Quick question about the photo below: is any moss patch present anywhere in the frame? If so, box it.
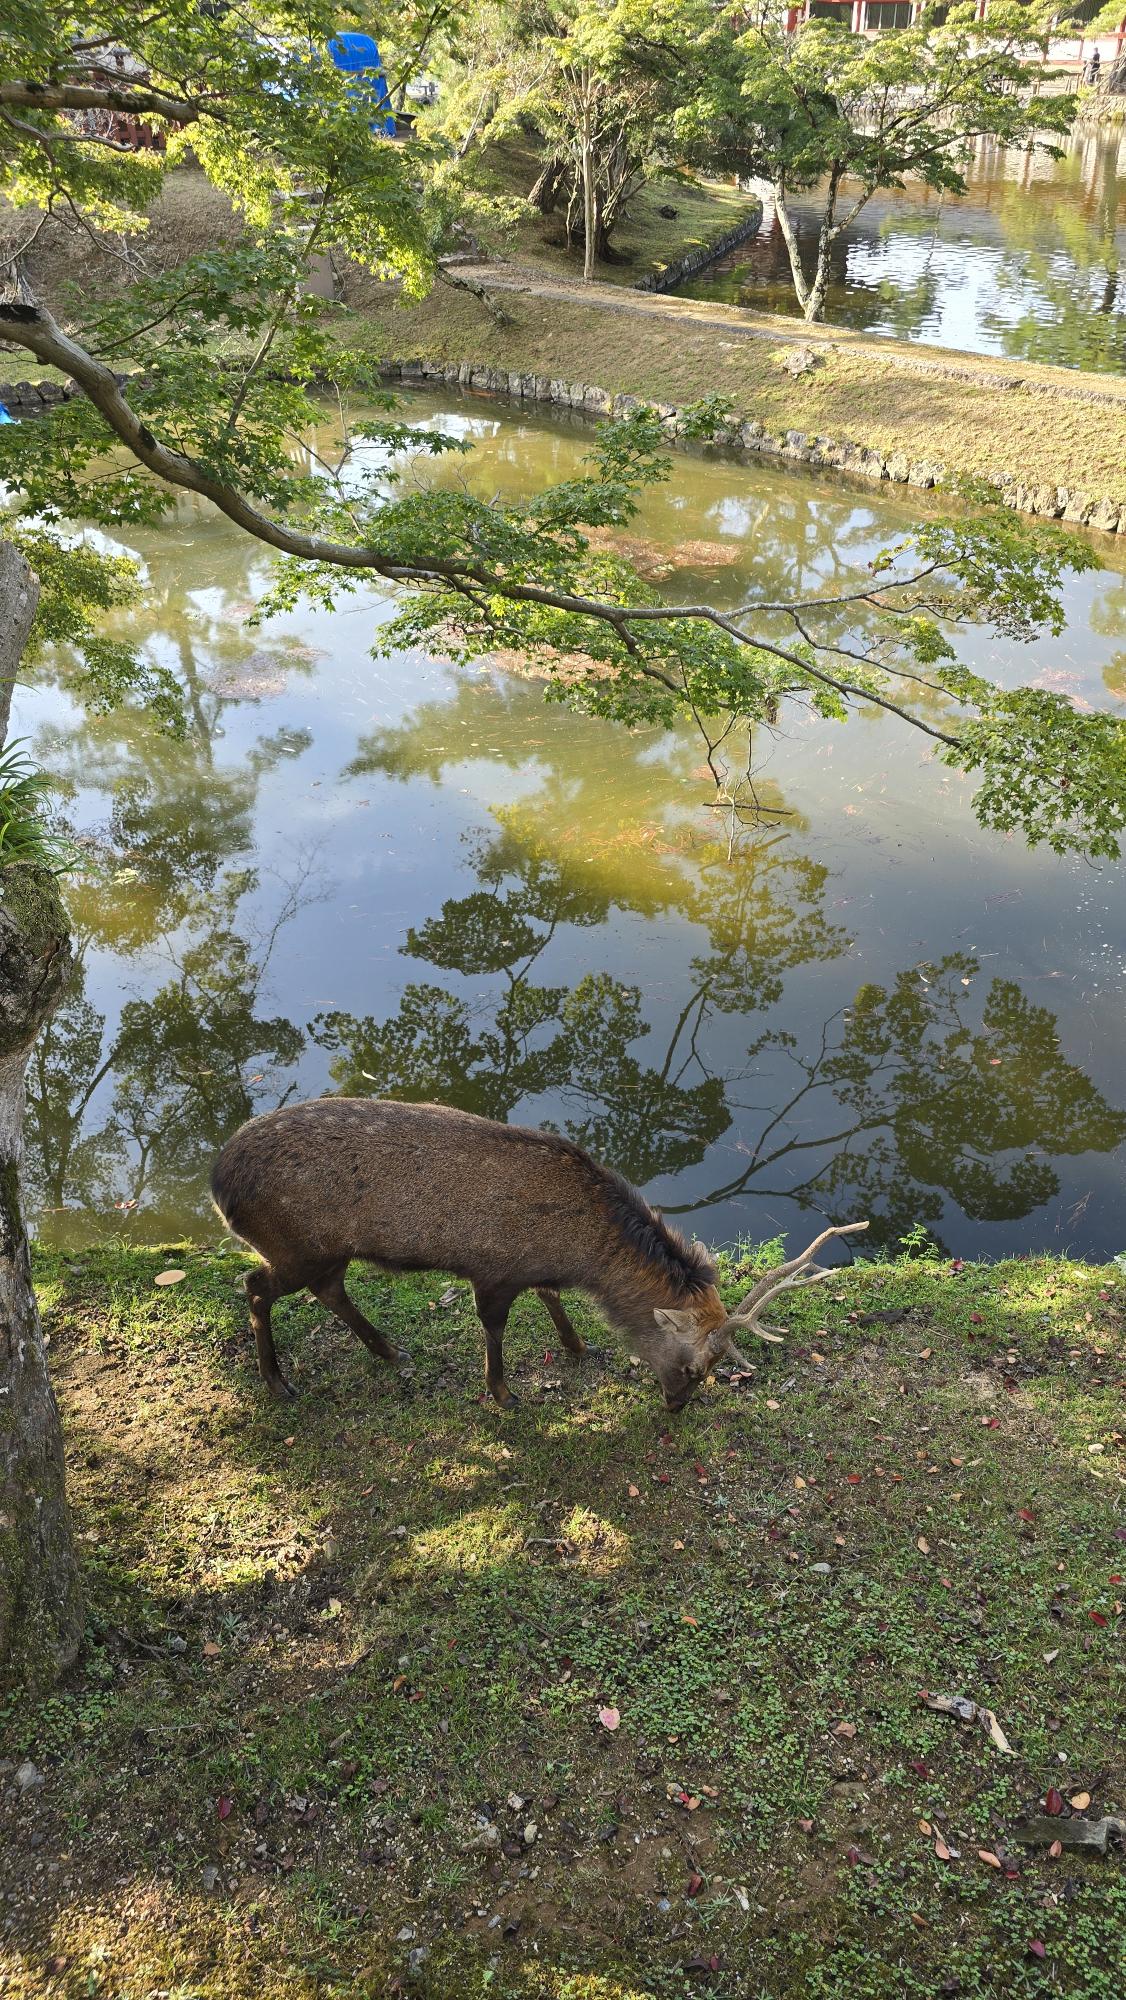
[0,1243,1123,1997]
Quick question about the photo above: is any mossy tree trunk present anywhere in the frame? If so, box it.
[0,540,82,1689]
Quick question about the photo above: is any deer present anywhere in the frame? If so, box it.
[210,1096,868,1411]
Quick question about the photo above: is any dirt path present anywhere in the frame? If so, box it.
[453,259,1126,412]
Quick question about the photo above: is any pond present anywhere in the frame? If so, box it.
[677,130,1126,373]
[15,390,1126,1263]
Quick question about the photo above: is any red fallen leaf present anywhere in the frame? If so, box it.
[654,1471,671,1484]
[847,1473,863,1485]
[910,1759,929,1778]
[686,1872,704,1897]
[1044,1788,1064,1815]
[1028,1940,1047,1960]
[970,1312,983,1324]
[798,1817,814,1833]
[694,1464,709,1483]
[1048,1839,1063,1859]
[217,1795,233,1821]
[542,1350,554,1365]
[1089,1610,1108,1626]
[1018,1509,1035,1523]
[845,1844,863,1866]
[1113,1528,1126,1543]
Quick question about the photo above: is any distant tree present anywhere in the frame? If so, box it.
[679,2,1074,322]
[440,0,687,276]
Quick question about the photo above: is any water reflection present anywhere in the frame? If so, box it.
[14,392,1126,1257]
[679,131,1126,371]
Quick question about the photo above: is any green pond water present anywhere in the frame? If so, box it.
[15,390,1126,1262]
[678,131,1126,372]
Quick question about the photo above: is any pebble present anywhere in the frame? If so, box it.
[15,1762,44,1793]
[201,1864,220,1892]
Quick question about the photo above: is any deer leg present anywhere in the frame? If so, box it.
[536,1287,585,1357]
[475,1282,521,1407]
[309,1263,400,1365]
[245,1263,297,1400]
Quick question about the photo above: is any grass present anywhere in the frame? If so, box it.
[2,1241,1124,1997]
[339,281,1126,506]
[473,140,759,287]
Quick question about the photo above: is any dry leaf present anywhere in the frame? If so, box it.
[1049,1839,1063,1859]
[794,1477,807,1490]
[917,1536,931,1555]
[833,1720,857,1739]
[765,1398,780,1411]
[202,1640,220,1658]
[934,1837,952,1862]
[1069,1791,1091,1811]
[154,1269,186,1287]
[977,1849,1001,1869]
[598,1706,620,1732]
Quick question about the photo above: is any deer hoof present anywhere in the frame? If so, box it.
[266,1373,297,1401]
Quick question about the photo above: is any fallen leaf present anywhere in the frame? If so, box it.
[917,1536,931,1555]
[1044,1787,1064,1816]
[1028,1940,1047,1960]
[833,1720,857,1739]
[765,1399,780,1411]
[627,1484,640,1498]
[1089,1610,1108,1627]
[202,1641,220,1659]
[1018,1509,1036,1524]
[794,1477,807,1490]
[918,1347,933,1361]
[598,1706,621,1732]
[798,1817,814,1833]
[217,1795,233,1821]
[1069,1791,1091,1811]
[686,1872,704,1898]
[934,1837,953,1862]
[977,1848,1001,1868]
[1043,1648,1059,1665]
[1048,1840,1062,1859]
[154,1269,186,1287]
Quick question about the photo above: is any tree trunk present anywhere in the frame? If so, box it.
[528,158,566,215]
[581,80,596,284]
[772,181,813,316]
[0,540,82,1693]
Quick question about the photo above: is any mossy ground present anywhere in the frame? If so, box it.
[2,1242,1124,1998]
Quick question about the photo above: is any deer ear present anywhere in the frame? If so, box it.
[653,1307,697,1337]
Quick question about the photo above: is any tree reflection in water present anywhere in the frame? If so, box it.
[310,809,1126,1253]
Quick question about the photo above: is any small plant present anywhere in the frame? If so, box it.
[0,742,69,870]
[896,1221,941,1262]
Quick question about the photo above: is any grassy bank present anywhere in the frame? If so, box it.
[2,1242,1124,1998]
[472,141,759,288]
[342,280,1126,511]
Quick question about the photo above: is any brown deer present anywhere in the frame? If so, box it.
[210,1097,867,1410]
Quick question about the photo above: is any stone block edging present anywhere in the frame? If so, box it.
[382,357,1126,537]
[633,206,763,295]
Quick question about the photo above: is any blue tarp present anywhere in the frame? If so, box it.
[0,402,14,424]
[327,32,396,136]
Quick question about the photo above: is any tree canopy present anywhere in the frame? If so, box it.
[3,2,1126,860]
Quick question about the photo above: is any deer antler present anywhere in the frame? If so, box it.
[731,1221,869,1340]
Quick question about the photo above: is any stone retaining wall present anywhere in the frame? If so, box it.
[633,207,763,295]
[382,358,1126,537]
[5,358,1124,536]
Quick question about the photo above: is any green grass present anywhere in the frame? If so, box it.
[339,281,1126,507]
[2,1243,1124,1997]
[476,139,759,287]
